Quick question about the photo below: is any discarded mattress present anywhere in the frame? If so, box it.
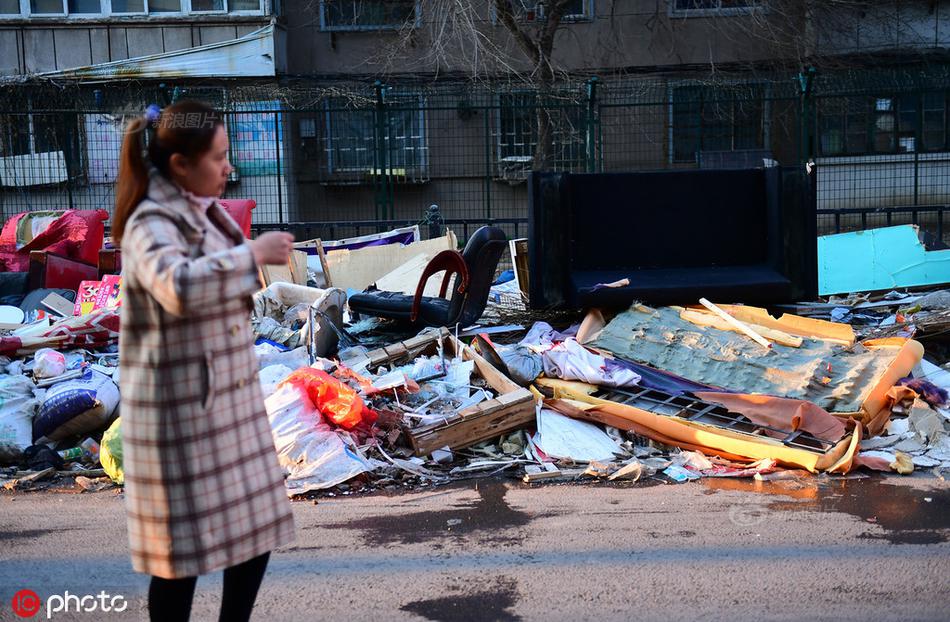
[591,305,923,426]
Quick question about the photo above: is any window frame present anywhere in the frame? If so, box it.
[322,93,428,178]
[0,103,86,186]
[318,0,421,32]
[494,90,588,175]
[816,92,950,157]
[668,82,770,164]
[4,0,265,17]
[489,0,594,25]
[669,0,760,18]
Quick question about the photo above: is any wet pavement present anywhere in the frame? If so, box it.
[2,474,948,621]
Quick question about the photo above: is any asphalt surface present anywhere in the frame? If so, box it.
[2,474,949,622]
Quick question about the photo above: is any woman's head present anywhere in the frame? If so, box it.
[113,100,232,245]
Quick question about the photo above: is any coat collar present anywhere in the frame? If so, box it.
[144,168,245,246]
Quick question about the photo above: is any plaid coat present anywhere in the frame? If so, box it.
[120,170,294,579]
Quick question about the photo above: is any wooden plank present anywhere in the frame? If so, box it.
[407,397,535,455]
[290,250,309,286]
[509,238,529,298]
[316,239,332,287]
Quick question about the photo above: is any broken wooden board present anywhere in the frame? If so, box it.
[361,331,445,370]
[294,239,333,287]
[324,231,457,293]
[678,307,804,348]
[510,238,529,298]
[290,250,309,286]
[709,304,855,346]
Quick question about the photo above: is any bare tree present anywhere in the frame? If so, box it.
[377,0,586,170]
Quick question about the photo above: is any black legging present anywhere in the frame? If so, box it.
[148,553,270,622]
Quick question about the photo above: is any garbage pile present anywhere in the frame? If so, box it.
[1,220,949,498]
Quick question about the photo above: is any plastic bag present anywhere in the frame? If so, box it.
[265,384,372,495]
[33,369,120,442]
[33,348,67,379]
[0,374,39,462]
[282,368,377,430]
[99,418,123,484]
[259,364,295,397]
[500,344,543,385]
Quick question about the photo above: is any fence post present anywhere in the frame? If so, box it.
[426,204,442,239]
[914,91,921,206]
[373,81,392,220]
[585,77,599,173]
[484,97,492,220]
[274,111,283,223]
[797,66,816,167]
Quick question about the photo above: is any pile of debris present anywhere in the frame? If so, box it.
[1,219,949,499]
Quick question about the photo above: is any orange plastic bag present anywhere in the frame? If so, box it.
[283,368,377,430]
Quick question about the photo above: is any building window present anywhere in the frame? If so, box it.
[671,0,758,17]
[922,92,947,151]
[10,0,262,15]
[496,0,593,22]
[320,0,419,31]
[192,0,262,12]
[818,94,949,156]
[30,0,66,14]
[671,85,765,163]
[495,92,586,176]
[323,95,428,179]
[0,109,84,186]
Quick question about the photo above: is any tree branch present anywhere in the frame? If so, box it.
[495,0,541,67]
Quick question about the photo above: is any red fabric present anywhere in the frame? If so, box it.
[0,210,108,272]
[0,336,24,356]
[219,199,255,238]
[853,455,893,471]
[283,367,378,430]
[695,392,847,443]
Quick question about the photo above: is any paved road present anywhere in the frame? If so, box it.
[2,474,949,621]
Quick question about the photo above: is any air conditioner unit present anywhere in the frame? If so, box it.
[0,151,69,187]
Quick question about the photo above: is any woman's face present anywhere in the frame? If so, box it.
[170,124,233,198]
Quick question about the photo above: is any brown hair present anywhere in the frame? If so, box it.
[112,100,224,245]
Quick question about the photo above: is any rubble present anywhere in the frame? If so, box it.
[1,218,949,503]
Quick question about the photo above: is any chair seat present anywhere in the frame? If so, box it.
[349,290,452,326]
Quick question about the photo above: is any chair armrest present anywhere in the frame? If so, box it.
[410,250,470,323]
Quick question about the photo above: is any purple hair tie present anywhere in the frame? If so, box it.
[145,104,161,123]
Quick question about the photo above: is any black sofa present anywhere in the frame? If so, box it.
[527,166,817,309]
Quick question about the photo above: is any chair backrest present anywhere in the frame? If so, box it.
[447,226,507,326]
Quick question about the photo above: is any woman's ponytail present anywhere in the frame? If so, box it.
[112,116,150,246]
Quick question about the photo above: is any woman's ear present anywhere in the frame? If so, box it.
[168,153,189,178]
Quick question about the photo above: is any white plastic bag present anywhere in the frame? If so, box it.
[265,384,372,496]
[33,348,66,379]
[0,375,39,462]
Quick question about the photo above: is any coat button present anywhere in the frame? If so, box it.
[238,378,247,388]
[230,325,240,336]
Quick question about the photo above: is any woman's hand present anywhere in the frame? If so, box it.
[249,232,295,265]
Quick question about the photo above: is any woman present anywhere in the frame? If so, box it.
[114,100,296,622]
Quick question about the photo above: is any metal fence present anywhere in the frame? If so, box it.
[3,66,950,244]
